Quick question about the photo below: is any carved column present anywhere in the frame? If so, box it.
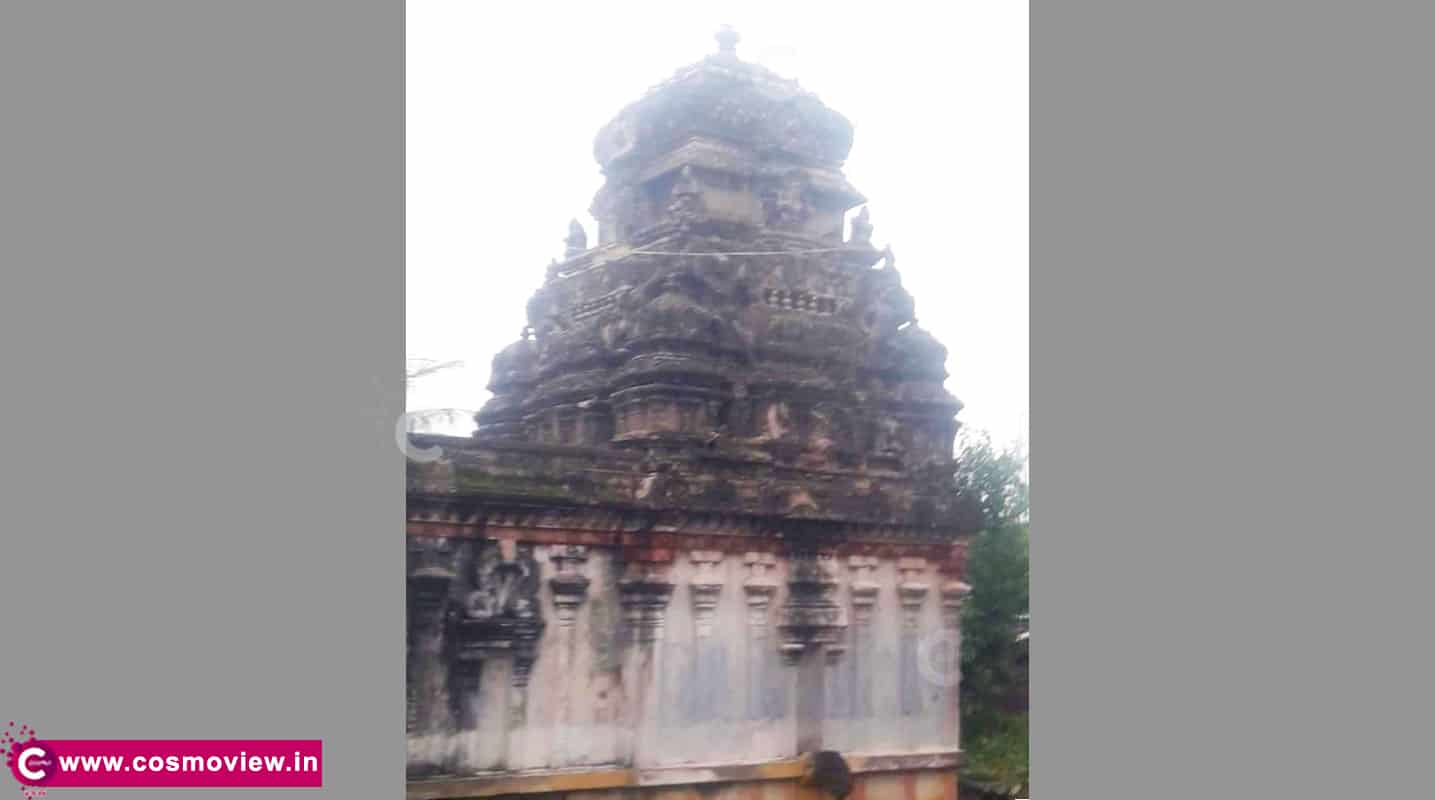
[619,558,677,644]
[897,557,931,630]
[941,579,973,630]
[408,564,455,731]
[446,637,484,735]
[743,552,779,633]
[686,549,726,724]
[548,545,591,626]
[779,551,847,664]
[939,566,973,751]
[848,555,880,626]
[407,536,457,772]
[847,554,881,726]
[689,550,725,638]
[509,544,547,769]
[618,551,675,767]
[547,544,591,765]
[896,557,930,719]
[780,550,847,756]
[742,551,779,724]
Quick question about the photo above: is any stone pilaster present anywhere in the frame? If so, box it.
[940,578,972,629]
[743,552,779,634]
[848,554,881,626]
[548,545,591,626]
[407,537,457,773]
[617,551,675,768]
[897,557,931,630]
[937,554,972,750]
[545,544,591,768]
[618,554,676,644]
[779,551,847,665]
[688,550,725,638]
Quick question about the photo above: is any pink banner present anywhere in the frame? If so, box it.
[7,739,322,789]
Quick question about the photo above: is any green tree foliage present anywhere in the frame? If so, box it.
[961,712,1030,799]
[961,522,1029,733]
[954,430,1029,798]
[953,429,1028,529]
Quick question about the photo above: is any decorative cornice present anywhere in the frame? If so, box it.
[407,494,968,553]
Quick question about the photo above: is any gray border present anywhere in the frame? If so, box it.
[1037,2,1435,797]
[0,2,402,797]
[7,1,1435,798]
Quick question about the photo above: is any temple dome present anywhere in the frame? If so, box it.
[486,334,537,392]
[474,30,963,476]
[593,30,855,172]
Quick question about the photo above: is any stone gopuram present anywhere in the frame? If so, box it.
[408,29,982,800]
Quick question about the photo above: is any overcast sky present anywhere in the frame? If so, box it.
[407,2,1028,449]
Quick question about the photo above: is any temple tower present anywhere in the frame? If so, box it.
[408,29,980,800]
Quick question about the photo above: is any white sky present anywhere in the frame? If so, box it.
[407,2,1028,449]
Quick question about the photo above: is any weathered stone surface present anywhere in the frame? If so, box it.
[408,29,983,796]
[472,29,963,498]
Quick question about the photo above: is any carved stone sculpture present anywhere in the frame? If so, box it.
[446,541,546,691]
[564,218,587,259]
[850,206,873,245]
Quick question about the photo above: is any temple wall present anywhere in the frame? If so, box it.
[698,185,764,227]
[408,538,964,779]
[408,763,958,800]
[414,26,981,800]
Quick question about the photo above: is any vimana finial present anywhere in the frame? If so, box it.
[715,25,740,57]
